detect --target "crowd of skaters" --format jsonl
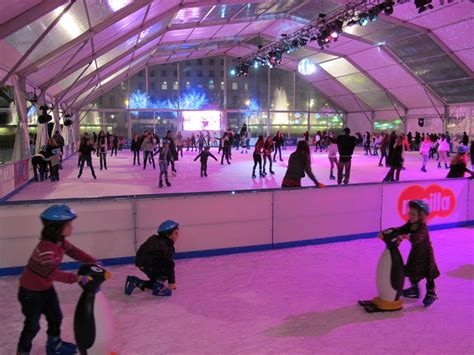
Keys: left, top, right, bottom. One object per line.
{"left": 43, "top": 125, "right": 474, "bottom": 189}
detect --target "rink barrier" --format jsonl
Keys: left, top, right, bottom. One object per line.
{"left": 0, "top": 178, "right": 473, "bottom": 276}
{"left": 0, "top": 143, "right": 78, "bottom": 201}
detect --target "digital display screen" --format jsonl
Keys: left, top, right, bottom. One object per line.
{"left": 182, "top": 110, "right": 221, "bottom": 131}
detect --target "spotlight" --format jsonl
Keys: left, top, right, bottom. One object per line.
{"left": 229, "top": 67, "right": 237, "bottom": 76}
{"left": 253, "top": 59, "right": 260, "bottom": 69}
{"left": 415, "top": 0, "right": 433, "bottom": 13}
{"left": 359, "top": 14, "right": 369, "bottom": 26}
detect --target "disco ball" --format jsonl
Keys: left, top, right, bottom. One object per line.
{"left": 298, "top": 58, "right": 317, "bottom": 76}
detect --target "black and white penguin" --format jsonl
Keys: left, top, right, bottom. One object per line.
{"left": 359, "top": 229, "right": 405, "bottom": 312}
{"left": 74, "top": 264, "right": 115, "bottom": 355}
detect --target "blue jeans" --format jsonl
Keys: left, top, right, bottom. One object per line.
{"left": 17, "top": 287, "right": 62, "bottom": 352}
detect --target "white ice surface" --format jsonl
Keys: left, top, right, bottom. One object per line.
{"left": 8, "top": 147, "right": 462, "bottom": 201}
{"left": 1, "top": 227, "right": 473, "bottom": 354}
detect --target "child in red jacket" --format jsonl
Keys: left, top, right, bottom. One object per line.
{"left": 17, "top": 205, "right": 97, "bottom": 355}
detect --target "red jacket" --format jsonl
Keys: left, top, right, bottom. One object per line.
{"left": 19, "top": 239, "right": 96, "bottom": 291}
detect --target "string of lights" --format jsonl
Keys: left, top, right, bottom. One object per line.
{"left": 231, "top": 0, "right": 434, "bottom": 77}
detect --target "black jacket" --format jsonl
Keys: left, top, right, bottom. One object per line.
{"left": 336, "top": 134, "right": 359, "bottom": 160}
{"left": 135, "top": 235, "right": 176, "bottom": 283}
{"left": 194, "top": 150, "right": 217, "bottom": 163}
{"left": 131, "top": 139, "right": 141, "bottom": 152}
{"left": 447, "top": 162, "right": 471, "bottom": 178}
{"left": 79, "top": 143, "right": 95, "bottom": 156}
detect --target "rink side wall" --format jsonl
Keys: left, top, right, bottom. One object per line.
{"left": 0, "top": 143, "right": 77, "bottom": 201}
{"left": 0, "top": 178, "right": 473, "bottom": 276}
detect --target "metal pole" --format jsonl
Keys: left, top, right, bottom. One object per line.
{"left": 0, "top": 1, "right": 76, "bottom": 86}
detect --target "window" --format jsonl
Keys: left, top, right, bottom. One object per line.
{"left": 150, "top": 70, "right": 155, "bottom": 77}
{"left": 150, "top": 82, "right": 156, "bottom": 91}
{"left": 161, "top": 82, "right": 168, "bottom": 90}
{"left": 138, "top": 82, "right": 144, "bottom": 91}
{"left": 109, "top": 96, "right": 115, "bottom": 106}
{"left": 209, "top": 59, "right": 214, "bottom": 65}
{"left": 186, "top": 81, "right": 191, "bottom": 89}
{"left": 209, "top": 82, "right": 215, "bottom": 90}
{"left": 220, "top": 70, "right": 224, "bottom": 77}
{"left": 185, "top": 71, "right": 191, "bottom": 78}
{"left": 173, "top": 70, "right": 177, "bottom": 77}
{"left": 161, "top": 70, "right": 167, "bottom": 77}
{"left": 197, "top": 59, "right": 203, "bottom": 65}
{"left": 232, "top": 82, "right": 238, "bottom": 90}
{"left": 173, "top": 82, "right": 178, "bottom": 90}
{"left": 209, "top": 70, "right": 214, "bottom": 77}
{"left": 138, "top": 71, "right": 143, "bottom": 77}
{"left": 220, "top": 81, "right": 224, "bottom": 90}
{"left": 197, "top": 70, "right": 203, "bottom": 78}
{"left": 220, "top": 58, "right": 224, "bottom": 65}
{"left": 244, "top": 83, "right": 248, "bottom": 91}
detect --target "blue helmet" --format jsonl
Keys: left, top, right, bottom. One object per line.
{"left": 40, "top": 145, "right": 47, "bottom": 151}
{"left": 157, "top": 219, "right": 179, "bottom": 234}
{"left": 458, "top": 145, "right": 468, "bottom": 154}
{"left": 52, "top": 149, "right": 60, "bottom": 155}
{"left": 41, "top": 205, "right": 77, "bottom": 222}
{"left": 162, "top": 139, "right": 170, "bottom": 144}
{"left": 408, "top": 199, "right": 430, "bottom": 215}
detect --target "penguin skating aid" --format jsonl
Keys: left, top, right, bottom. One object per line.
{"left": 358, "top": 229, "right": 405, "bottom": 313}
{"left": 74, "top": 264, "right": 116, "bottom": 355}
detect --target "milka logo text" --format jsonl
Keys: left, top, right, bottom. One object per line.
{"left": 397, "top": 184, "right": 456, "bottom": 221}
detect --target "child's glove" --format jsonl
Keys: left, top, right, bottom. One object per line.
{"left": 78, "top": 275, "right": 93, "bottom": 286}
{"left": 168, "top": 283, "right": 177, "bottom": 290}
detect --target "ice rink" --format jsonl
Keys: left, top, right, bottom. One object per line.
{"left": 8, "top": 147, "right": 457, "bottom": 201}
{"left": 1, "top": 227, "right": 472, "bottom": 354}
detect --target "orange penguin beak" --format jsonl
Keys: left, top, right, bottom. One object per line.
{"left": 104, "top": 271, "right": 112, "bottom": 280}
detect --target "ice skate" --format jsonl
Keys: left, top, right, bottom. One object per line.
{"left": 166, "top": 180, "right": 171, "bottom": 187}
{"left": 125, "top": 275, "right": 144, "bottom": 295}
{"left": 423, "top": 289, "right": 438, "bottom": 307}
{"left": 421, "top": 166, "right": 427, "bottom": 172}
{"left": 46, "top": 337, "right": 77, "bottom": 354}
{"left": 402, "top": 284, "right": 420, "bottom": 299}
{"left": 152, "top": 281, "right": 172, "bottom": 296}
{"left": 159, "top": 181, "right": 163, "bottom": 188}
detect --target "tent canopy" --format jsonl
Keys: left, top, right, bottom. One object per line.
{"left": 1, "top": 0, "right": 473, "bottom": 112}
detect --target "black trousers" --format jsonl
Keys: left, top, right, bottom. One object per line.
{"left": 273, "top": 146, "right": 282, "bottom": 161}
{"left": 17, "top": 287, "right": 62, "bottom": 353}
{"left": 133, "top": 150, "right": 140, "bottom": 165}
{"left": 99, "top": 153, "right": 107, "bottom": 170}
{"left": 200, "top": 161, "right": 208, "bottom": 175}
{"left": 110, "top": 146, "right": 118, "bottom": 156}
{"left": 140, "top": 267, "right": 166, "bottom": 289}
{"left": 32, "top": 157, "right": 46, "bottom": 181}
{"left": 379, "top": 148, "right": 387, "bottom": 166}
{"left": 78, "top": 156, "right": 96, "bottom": 177}
{"left": 143, "top": 151, "right": 155, "bottom": 169}
{"left": 252, "top": 153, "right": 262, "bottom": 174}
{"left": 220, "top": 147, "right": 230, "bottom": 164}
{"left": 263, "top": 155, "right": 272, "bottom": 173}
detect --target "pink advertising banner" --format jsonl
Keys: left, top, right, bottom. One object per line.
{"left": 381, "top": 179, "right": 469, "bottom": 229}
{"left": 14, "top": 159, "right": 29, "bottom": 188}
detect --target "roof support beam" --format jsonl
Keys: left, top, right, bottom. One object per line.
{"left": 381, "top": 14, "right": 474, "bottom": 78}
{"left": 0, "top": 1, "right": 75, "bottom": 86}
{"left": 18, "top": 0, "right": 153, "bottom": 77}
{"left": 0, "top": 0, "right": 68, "bottom": 40}
{"left": 39, "top": 5, "right": 178, "bottom": 89}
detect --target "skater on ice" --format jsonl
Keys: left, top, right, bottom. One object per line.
{"left": 194, "top": 146, "right": 218, "bottom": 177}
{"left": 125, "top": 220, "right": 180, "bottom": 296}
{"left": 390, "top": 200, "right": 440, "bottom": 307}
{"left": 17, "top": 205, "right": 97, "bottom": 355}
